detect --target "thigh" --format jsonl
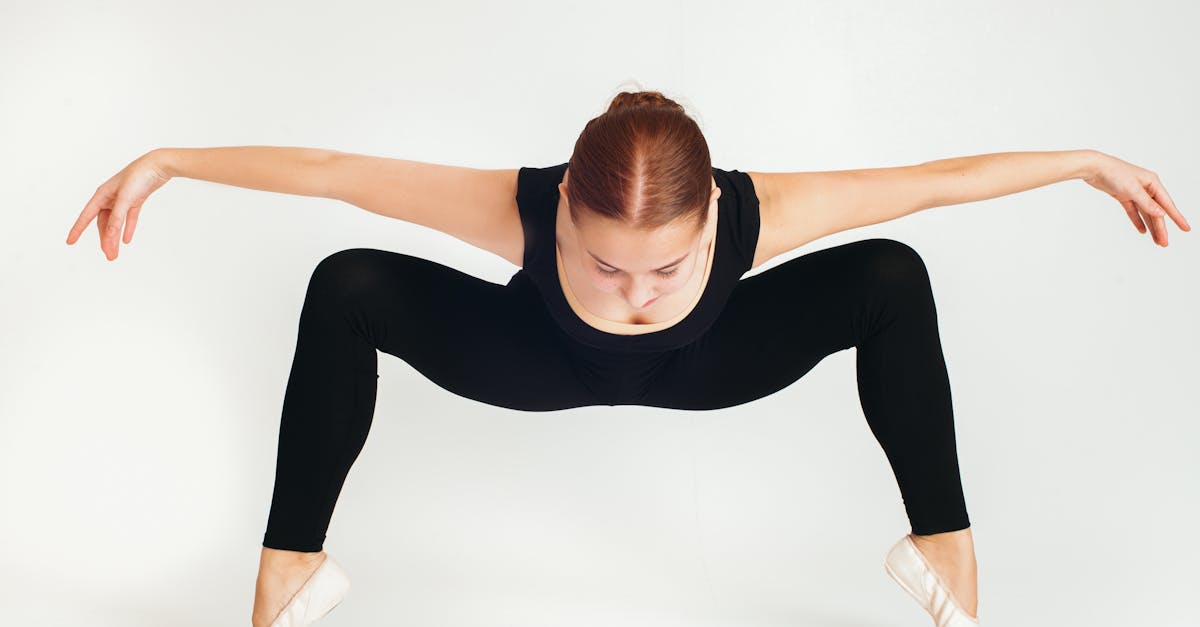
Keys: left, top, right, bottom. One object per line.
{"left": 641, "top": 238, "right": 929, "bottom": 410}
{"left": 312, "top": 248, "right": 598, "bottom": 412}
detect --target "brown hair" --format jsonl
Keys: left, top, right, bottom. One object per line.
{"left": 565, "top": 86, "right": 712, "bottom": 234}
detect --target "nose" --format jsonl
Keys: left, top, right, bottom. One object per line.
{"left": 627, "top": 281, "right": 659, "bottom": 309}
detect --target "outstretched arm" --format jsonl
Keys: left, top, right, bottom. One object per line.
{"left": 913, "top": 149, "right": 1098, "bottom": 209}
{"left": 753, "top": 149, "right": 1189, "bottom": 260}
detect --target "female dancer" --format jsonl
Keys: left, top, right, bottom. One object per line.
{"left": 66, "top": 90, "right": 1187, "bottom": 627}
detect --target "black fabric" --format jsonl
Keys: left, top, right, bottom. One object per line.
{"left": 261, "top": 166, "right": 971, "bottom": 553}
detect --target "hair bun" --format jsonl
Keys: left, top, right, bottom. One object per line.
{"left": 606, "top": 90, "right": 684, "bottom": 114}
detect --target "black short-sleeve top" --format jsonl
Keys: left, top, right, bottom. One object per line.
{"left": 513, "top": 161, "right": 761, "bottom": 354}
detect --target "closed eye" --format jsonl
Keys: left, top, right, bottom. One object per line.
{"left": 597, "top": 266, "right": 679, "bottom": 278}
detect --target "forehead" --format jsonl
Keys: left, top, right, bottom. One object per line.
{"left": 576, "top": 209, "right": 700, "bottom": 245}
{"left": 575, "top": 213, "right": 701, "bottom": 270}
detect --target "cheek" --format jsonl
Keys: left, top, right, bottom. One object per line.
{"left": 662, "top": 274, "right": 688, "bottom": 290}
{"left": 591, "top": 272, "right": 623, "bottom": 290}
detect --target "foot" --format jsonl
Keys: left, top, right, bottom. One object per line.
{"left": 252, "top": 547, "right": 328, "bottom": 627}
{"left": 909, "top": 528, "right": 978, "bottom": 620}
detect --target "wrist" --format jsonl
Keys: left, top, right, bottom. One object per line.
{"left": 148, "top": 147, "right": 179, "bottom": 178}
{"left": 1076, "top": 149, "right": 1107, "bottom": 181}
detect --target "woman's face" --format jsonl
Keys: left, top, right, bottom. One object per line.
{"left": 566, "top": 181, "right": 721, "bottom": 311}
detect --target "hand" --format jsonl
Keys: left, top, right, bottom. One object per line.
{"left": 66, "top": 150, "right": 172, "bottom": 260}
{"left": 1082, "top": 151, "right": 1190, "bottom": 247}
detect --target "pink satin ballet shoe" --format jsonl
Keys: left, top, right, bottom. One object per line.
{"left": 269, "top": 553, "right": 351, "bottom": 627}
{"left": 883, "top": 534, "right": 979, "bottom": 626}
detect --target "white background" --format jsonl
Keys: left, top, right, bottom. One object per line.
{"left": 2, "top": 1, "right": 1197, "bottom": 625}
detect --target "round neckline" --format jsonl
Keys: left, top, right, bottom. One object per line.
{"left": 555, "top": 226, "right": 716, "bottom": 335}
{"left": 548, "top": 169, "right": 724, "bottom": 339}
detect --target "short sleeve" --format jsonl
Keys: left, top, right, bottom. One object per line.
{"left": 713, "top": 167, "right": 762, "bottom": 273}
{"left": 515, "top": 163, "right": 569, "bottom": 270}
{"left": 515, "top": 166, "right": 542, "bottom": 270}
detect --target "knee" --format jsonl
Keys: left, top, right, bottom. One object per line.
{"left": 306, "top": 248, "right": 392, "bottom": 307}
{"left": 856, "top": 238, "right": 932, "bottom": 295}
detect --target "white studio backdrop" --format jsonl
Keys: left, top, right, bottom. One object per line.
{"left": 2, "top": 1, "right": 1197, "bottom": 626}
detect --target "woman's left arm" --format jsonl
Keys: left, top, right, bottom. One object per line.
{"left": 755, "top": 149, "right": 1190, "bottom": 262}
{"left": 920, "top": 149, "right": 1190, "bottom": 246}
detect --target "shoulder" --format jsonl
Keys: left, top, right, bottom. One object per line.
{"left": 712, "top": 166, "right": 766, "bottom": 271}
{"left": 512, "top": 162, "right": 570, "bottom": 269}
{"left": 517, "top": 162, "right": 569, "bottom": 203}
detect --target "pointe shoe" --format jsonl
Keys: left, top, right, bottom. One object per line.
{"left": 883, "top": 534, "right": 979, "bottom": 626}
{"left": 269, "top": 554, "right": 351, "bottom": 627}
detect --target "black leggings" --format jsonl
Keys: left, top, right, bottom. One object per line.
{"left": 262, "top": 238, "right": 970, "bottom": 552}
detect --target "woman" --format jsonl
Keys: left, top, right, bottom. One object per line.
{"left": 66, "top": 90, "right": 1187, "bottom": 627}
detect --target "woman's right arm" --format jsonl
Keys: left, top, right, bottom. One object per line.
{"left": 67, "top": 146, "right": 344, "bottom": 261}
{"left": 157, "top": 146, "right": 340, "bottom": 198}
{"left": 166, "top": 146, "right": 527, "bottom": 264}
{"left": 161, "top": 147, "right": 525, "bottom": 263}
{"left": 69, "top": 146, "right": 525, "bottom": 266}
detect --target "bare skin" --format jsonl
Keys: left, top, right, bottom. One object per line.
{"left": 911, "top": 527, "right": 978, "bottom": 619}
{"left": 252, "top": 547, "right": 328, "bottom": 627}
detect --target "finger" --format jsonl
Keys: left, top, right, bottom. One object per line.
{"left": 1135, "top": 201, "right": 1167, "bottom": 246}
{"left": 1148, "top": 178, "right": 1190, "bottom": 232}
{"left": 96, "top": 211, "right": 110, "bottom": 258}
{"left": 105, "top": 195, "right": 133, "bottom": 258}
{"left": 1122, "top": 200, "right": 1147, "bottom": 234}
{"left": 67, "top": 186, "right": 110, "bottom": 245}
{"left": 1136, "top": 189, "right": 1167, "bottom": 219}
{"left": 124, "top": 205, "right": 141, "bottom": 244}
{"left": 1147, "top": 212, "right": 1168, "bottom": 247}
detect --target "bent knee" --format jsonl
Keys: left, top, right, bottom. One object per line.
{"left": 855, "top": 238, "right": 931, "bottom": 293}
{"left": 307, "top": 248, "right": 403, "bottom": 306}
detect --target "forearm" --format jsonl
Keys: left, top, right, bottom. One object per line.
{"left": 915, "top": 149, "right": 1101, "bottom": 210}
{"left": 153, "top": 146, "right": 342, "bottom": 199}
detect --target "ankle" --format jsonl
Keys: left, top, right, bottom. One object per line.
{"left": 910, "top": 531, "right": 975, "bottom": 564}
{"left": 912, "top": 527, "right": 972, "bottom": 546}
{"left": 259, "top": 547, "right": 326, "bottom": 572}
{"left": 262, "top": 546, "right": 325, "bottom": 558}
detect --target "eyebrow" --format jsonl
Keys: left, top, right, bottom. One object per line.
{"left": 588, "top": 250, "right": 689, "bottom": 273}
